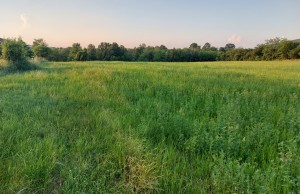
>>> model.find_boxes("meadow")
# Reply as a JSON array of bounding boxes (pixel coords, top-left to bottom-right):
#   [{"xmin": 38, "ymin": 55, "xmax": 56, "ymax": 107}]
[{"xmin": 0, "ymin": 60, "xmax": 299, "ymax": 193}]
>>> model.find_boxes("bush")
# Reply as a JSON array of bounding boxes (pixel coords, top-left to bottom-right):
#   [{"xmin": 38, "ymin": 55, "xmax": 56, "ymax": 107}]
[{"xmin": 1, "ymin": 38, "xmax": 33, "ymax": 70}]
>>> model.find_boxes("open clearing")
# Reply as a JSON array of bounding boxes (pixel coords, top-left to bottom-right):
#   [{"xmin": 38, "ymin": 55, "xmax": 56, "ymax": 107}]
[{"xmin": 1, "ymin": 61, "xmax": 300, "ymax": 193}]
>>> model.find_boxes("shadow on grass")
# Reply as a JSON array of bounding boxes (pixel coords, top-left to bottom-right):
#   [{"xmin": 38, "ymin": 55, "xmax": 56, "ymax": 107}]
[{"xmin": 0, "ymin": 61, "xmax": 41, "ymax": 77}]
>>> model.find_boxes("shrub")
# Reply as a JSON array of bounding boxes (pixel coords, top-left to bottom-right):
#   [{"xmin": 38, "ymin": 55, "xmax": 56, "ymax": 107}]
[{"xmin": 1, "ymin": 38, "xmax": 31, "ymax": 70}]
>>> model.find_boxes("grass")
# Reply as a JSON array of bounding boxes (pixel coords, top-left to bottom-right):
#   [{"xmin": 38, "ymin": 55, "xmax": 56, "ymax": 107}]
[{"xmin": 0, "ymin": 60, "xmax": 299, "ymax": 193}]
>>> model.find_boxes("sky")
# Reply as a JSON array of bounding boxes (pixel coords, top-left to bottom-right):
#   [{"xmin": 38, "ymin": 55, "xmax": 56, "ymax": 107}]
[{"xmin": 0, "ymin": 0, "xmax": 299, "ymax": 48}]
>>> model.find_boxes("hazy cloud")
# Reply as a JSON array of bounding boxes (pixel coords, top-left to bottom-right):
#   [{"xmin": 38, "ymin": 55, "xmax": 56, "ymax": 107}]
[
  {"xmin": 228, "ymin": 35, "xmax": 241, "ymax": 44},
  {"xmin": 20, "ymin": 14, "xmax": 28, "ymax": 28}
]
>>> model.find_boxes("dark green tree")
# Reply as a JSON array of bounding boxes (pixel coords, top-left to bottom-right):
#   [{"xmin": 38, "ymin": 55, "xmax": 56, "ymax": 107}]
[
  {"xmin": 77, "ymin": 49, "xmax": 88, "ymax": 61},
  {"xmin": 277, "ymin": 40, "xmax": 298, "ymax": 59},
  {"xmin": 2, "ymin": 38, "xmax": 26, "ymax": 63},
  {"xmin": 87, "ymin": 44, "xmax": 97, "ymax": 60},
  {"xmin": 32, "ymin": 39, "xmax": 50, "ymax": 59},
  {"xmin": 109, "ymin": 42, "xmax": 122, "ymax": 60},
  {"xmin": 189, "ymin": 43, "xmax": 201, "ymax": 50},
  {"xmin": 97, "ymin": 42, "xmax": 111, "ymax": 60},
  {"xmin": 69, "ymin": 43, "xmax": 82, "ymax": 61},
  {"xmin": 2, "ymin": 38, "xmax": 29, "ymax": 69},
  {"xmin": 225, "ymin": 43, "xmax": 236, "ymax": 50},
  {"xmin": 202, "ymin": 42, "xmax": 211, "ymax": 50},
  {"xmin": 288, "ymin": 46, "xmax": 300, "ymax": 59}
]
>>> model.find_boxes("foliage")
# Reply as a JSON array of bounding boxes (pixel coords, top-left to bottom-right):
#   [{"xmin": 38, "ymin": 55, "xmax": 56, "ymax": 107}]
[
  {"xmin": 189, "ymin": 43, "xmax": 201, "ymax": 50},
  {"xmin": 2, "ymin": 37, "xmax": 300, "ymax": 62},
  {"xmin": 202, "ymin": 42, "xmax": 211, "ymax": 50},
  {"xmin": 32, "ymin": 39, "xmax": 50, "ymax": 59},
  {"xmin": 46, "ymin": 47, "xmax": 71, "ymax": 62},
  {"xmin": 87, "ymin": 44, "xmax": 97, "ymax": 60},
  {"xmin": 76, "ymin": 49, "xmax": 88, "ymax": 61},
  {"xmin": 288, "ymin": 46, "xmax": 300, "ymax": 59},
  {"xmin": 69, "ymin": 43, "xmax": 82, "ymax": 61},
  {"xmin": 277, "ymin": 40, "xmax": 299, "ymax": 59},
  {"xmin": 1, "ymin": 38, "xmax": 30, "ymax": 69},
  {"xmin": 225, "ymin": 43, "xmax": 236, "ymax": 50}
]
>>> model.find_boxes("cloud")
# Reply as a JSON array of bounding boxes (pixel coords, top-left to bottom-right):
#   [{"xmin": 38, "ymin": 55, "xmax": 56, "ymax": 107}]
[
  {"xmin": 20, "ymin": 14, "xmax": 28, "ymax": 28},
  {"xmin": 228, "ymin": 35, "xmax": 241, "ymax": 44}
]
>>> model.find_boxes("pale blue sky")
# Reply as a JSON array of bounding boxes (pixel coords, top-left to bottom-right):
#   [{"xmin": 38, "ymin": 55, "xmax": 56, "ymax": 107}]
[{"xmin": 0, "ymin": 0, "xmax": 299, "ymax": 48}]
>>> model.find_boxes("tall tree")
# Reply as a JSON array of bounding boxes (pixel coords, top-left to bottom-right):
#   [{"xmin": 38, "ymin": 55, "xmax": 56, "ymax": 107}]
[
  {"xmin": 87, "ymin": 44, "xmax": 97, "ymax": 60},
  {"xmin": 277, "ymin": 40, "xmax": 298, "ymax": 59},
  {"xmin": 189, "ymin": 43, "xmax": 201, "ymax": 50},
  {"xmin": 288, "ymin": 46, "xmax": 300, "ymax": 59},
  {"xmin": 225, "ymin": 43, "xmax": 236, "ymax": 50},
  {"xmin": 202, "ymin": 42, "xmax": 211, "ymax": 50},
  {"xmin": 109, "ymin": 42, "xmax": 122, "ymax": 60},
  {"xmin": 32, "ymin": 39, "xmax": 50, "ymax": 59},
  {"xmin": 97, "ymin": 42, "xmax": 111, "ymax": 60},
  {"xmin": 69, "ymin": 43, "xmax": 82, "ymax": 61}
]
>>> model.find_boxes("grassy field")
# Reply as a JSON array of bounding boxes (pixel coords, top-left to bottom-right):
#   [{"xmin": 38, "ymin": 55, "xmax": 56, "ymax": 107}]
[{"xmin": 0, "ymin": 60, "xmax": 299, "ymax": 193}]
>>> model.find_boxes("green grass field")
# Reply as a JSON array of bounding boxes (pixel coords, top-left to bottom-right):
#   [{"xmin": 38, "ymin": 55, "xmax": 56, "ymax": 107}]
[{"xmin": 1, "ymin": 60, "xmax": 299, "ymax": 193}]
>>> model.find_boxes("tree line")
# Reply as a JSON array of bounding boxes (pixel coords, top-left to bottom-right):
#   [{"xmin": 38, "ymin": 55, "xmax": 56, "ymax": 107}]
[{"xmin": 1, "ymin": 37, "xmax": 300, "ymax": 65}]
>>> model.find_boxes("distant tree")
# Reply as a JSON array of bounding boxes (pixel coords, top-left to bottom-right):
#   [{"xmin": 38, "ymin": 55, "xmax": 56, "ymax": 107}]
[
  {"xmin": 226, "ymin": 48, "xmax": 247, "ymax": 61},
  {"xmin": 109, "ymin": 42, "xmax": 122, "ymax": 60},
  {"xmin": 250, "ymin": 44, "xmax": 264, "ymax": 60},
  {"xmin": 166, "ymin": 49, "xmax": 176, "ymax": 62},
  {"xmin": 243, "ymin": 49, "xmax": 254, "ymax": 60},
  {"xmin": 32, "ymin": 39, "xmax": 50, "ymax": 59},
  {"xmin": 202, "ymin": 42, "xmax": 211, "ymax": 50},
  {"xmin": 261, "ymin": 37, "xmax": 288, "ymax": 60},
  {"xmin": 87, "ymin": 44, "xmax": 97, "ymax": 60},
  {"xmin": 225, "ymin": 43, "xmax": 236, "ymax": 50},
  {"xmin": 138, "ymin": 46, "xmax": 154, "ymax": 61},
  {"xmin": 198, "ymin": 51, "xmax": 219, "ymax": 61},
  {"xmin": 288, "ymin": 46, "xmax": 300, "ymax": 59},
  {"xmin": 262, "ymin": 46, "xmax": 278, "ymax": 60},
  {"xmin": 189, "ymin": 43, "xmax": 201, "ymax": 50},
  {"xmin": 46, "ymin": 47, "xmax": 60, "ymax": 61},
  {"xmin": 265, "ymin": 37, "xmax": 285, "ymax": 46},
  {"xmin": 9, "ymin": 36, "xmax": 298, "ymax": 63},
  {"xmin": 69, "ymin": 43, "xmax": 82, "ymax": 61},
  {"xmin": 97, "ymin": 42, "xmax": 111, "ymax": 60},
  {"xmin": 95, "ymin": 42, "xmax": 127, "ymax": 61},
  {"xmin": 219, "ymin": 47, "xmax": 226, "ymax": 52},
  {"xmin": 159, "ymin": 45, "xmax": 168, "ymax": 50},
  {"xmin": 153, "ymin": 46, "xmax": 167, "ymax": 61},
  {"xmin": 77, "ymin": 49, "xmax": 88, "ymax": 61},
  {"xmin": 119, "ymin": 45, "xmax": 131, "ymax": 61},
  {"xmin": 131, "ymin": 44, "xmax": 146, "ymax": 61},
  {"xmin": 49, "ymin": 47, "xmax": 71, "ymax": 61},
  {"xmin": 277, "ymin": 40, "xmax": 298, "ymax": 59},
  {"xmin": 209, "ymin": 47, "xmax": 218, "ymax": 51}
]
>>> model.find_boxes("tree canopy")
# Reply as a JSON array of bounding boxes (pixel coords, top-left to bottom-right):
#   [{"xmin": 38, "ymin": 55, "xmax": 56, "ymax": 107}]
[
  {"xmin": 1, "ymin": 37, "xmax": 299, "ymax": 63},
  {"xmin": 32, "ymin": 39, "xmax": 50, "ymax": 59}
]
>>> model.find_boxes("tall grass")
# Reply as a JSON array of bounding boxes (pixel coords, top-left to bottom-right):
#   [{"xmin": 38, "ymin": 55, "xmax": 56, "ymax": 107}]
[{"xmin": 0, "ymin": 61, "xmax": 299, "ymax": 193}]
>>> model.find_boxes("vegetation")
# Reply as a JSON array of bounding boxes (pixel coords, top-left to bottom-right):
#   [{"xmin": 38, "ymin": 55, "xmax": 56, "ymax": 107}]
[
  {"xmin": 1, "ymin": 38, "xmax": 36, "ymax": 70},
  {"xmin": 1, "ymin": 61, "xmax": 299, "ymax": 193},
  {"xmin": 44, "ymin": 37, "xmax": 300, "ymax": 62},
  {"xmin": 32, "ymin": 39, "xmax": 50, "ymax": 59},
  {"xmin": 2, "ymin": 37, "xmax": 299, "ymax": 63},
  {"xmin": 2, "ymin": 38, "xmax": 27, "ymax": 64}
]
